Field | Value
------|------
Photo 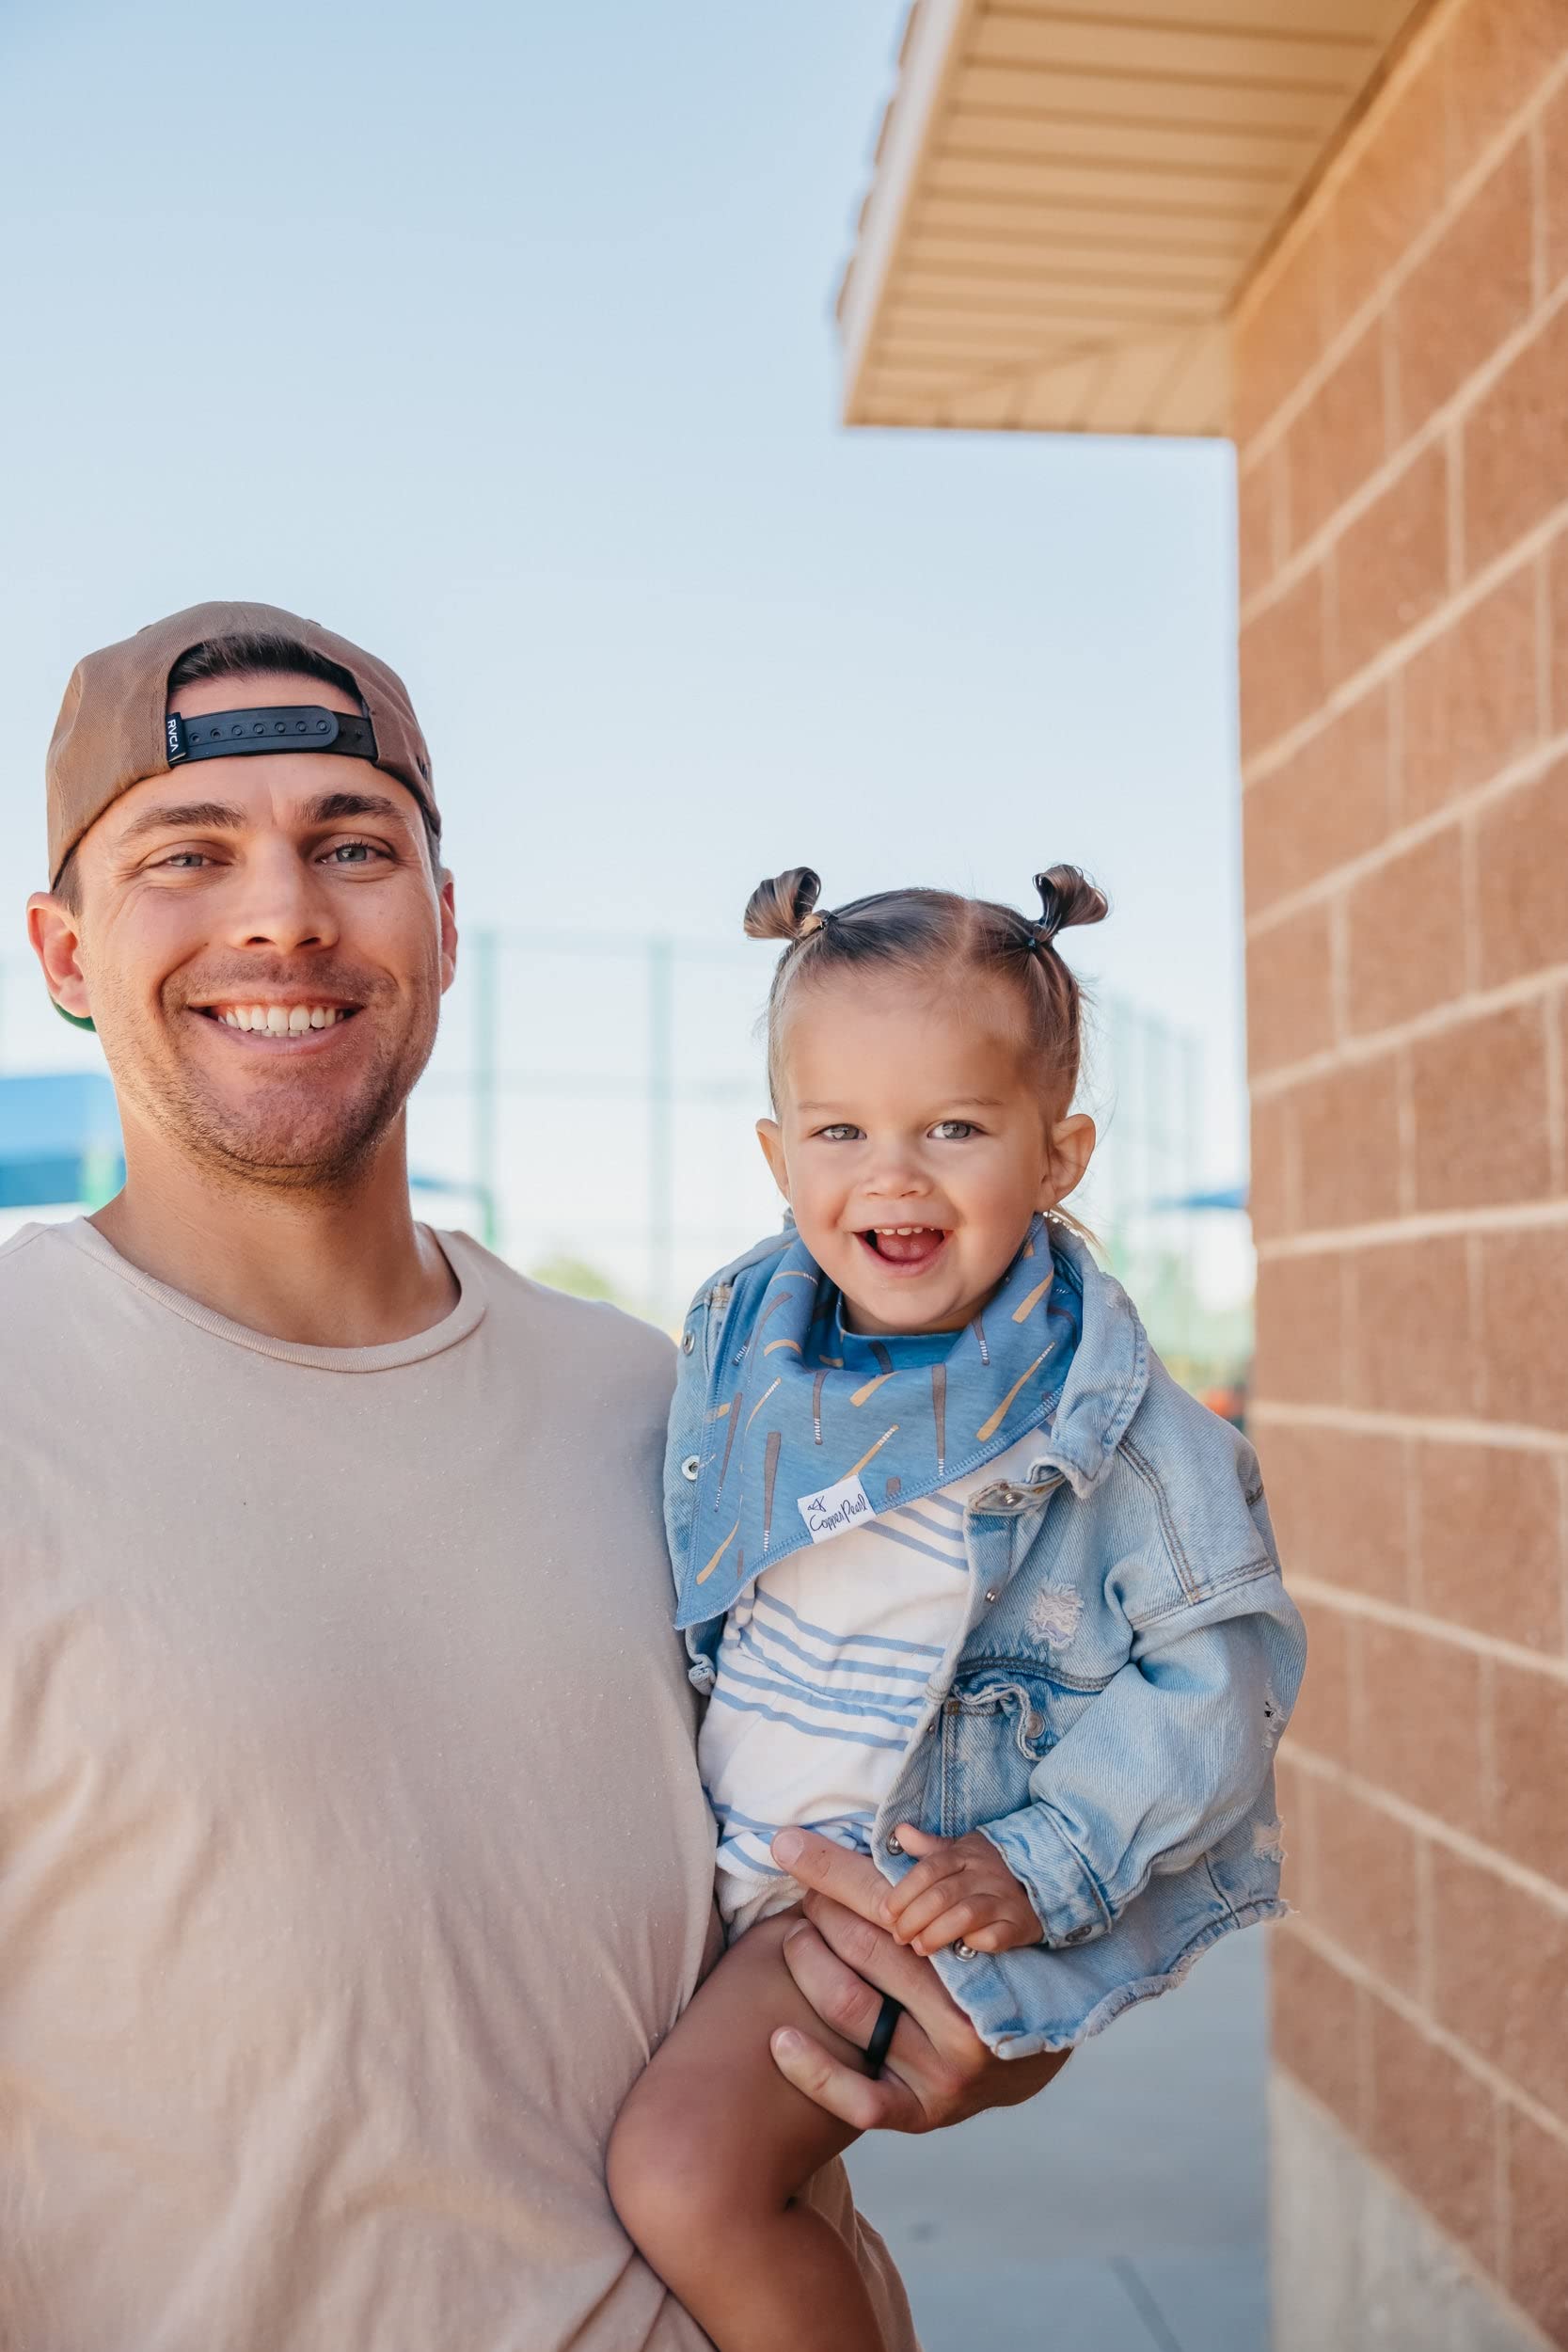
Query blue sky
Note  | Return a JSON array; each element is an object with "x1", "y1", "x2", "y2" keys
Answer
[{"x1": 0, "y1": 0, "x2": 1244, "y2": 1297}]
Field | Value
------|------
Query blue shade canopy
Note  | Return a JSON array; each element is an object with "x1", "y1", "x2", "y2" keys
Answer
[
  {"x1": 0, "y1": 1073, "x2": 125, "y2": 1209},
  {"x1": 1153, "y1": 1184, "x2": 1249, "y2": 1214}
]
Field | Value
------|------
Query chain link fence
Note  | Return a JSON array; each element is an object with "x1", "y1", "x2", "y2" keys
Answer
[{"x1": 0, "y1": 933, "x2": 1245, "y2": 1380}]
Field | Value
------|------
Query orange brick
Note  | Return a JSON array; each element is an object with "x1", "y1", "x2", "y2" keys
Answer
[
  {"x1": 1411, "y1": 1000, "x2": 1552, "y2": 1211},
  {"x1": 1447, "y1": 0, "x2": 1568, "y2": 186},
  {"x1": 1414, "y1": 1438, "x2": 1565, "y2": 1652},
  {"x1": 1269, "y1": 1925, "x2": 1368, "y2": 2138},
  {"x1": 1430, "y1": 1845, "x2": 1568, "y2": 2128},
  {"x1": 1504, "y1": 2105, "x2": 1568, "y2": 2346},
  {"x1": 1285, "y1": 318, "x2": 1392, "y2": 553},
  {"x1": 1400, "y1": 564, "x2": 1541, "y2": 824},
  {"x1": 1355, "y1": 1620, "x2": 1486, "y2": 1839},
  {"x1": 1367, "y1": 1995, "x2": 1501, "y2": 2272},
  {"x1": 1551, "y1": 529, "x2": 1568, "y2": 734},
  {"x1": 1253, "y1": 1422, "x2": 1412, "y2": 1605},
  {"x1": 1345, "y1": 825, "x2": 1466, "y2": 1036},
  {"x1": 1331, "y1": 443, "x2": 1452, "y2": 686},
  {"x1": 1248, "y1": 1093, "x2": 1291, "y2": 1244},
  {"x1": 1241, "y1": 566, "x2": 1331, "y2": 762},
  {"x1": 1236, "y1": 227, "x2": 1334, "y2": 449},
  {"x1": 1290, "y1": 1595, "x2": 1357, "y2": 1769},
  {"x1": 1395, "y1": 140, "x2": 1534, "y2": 437},
  {"x1": 1352, "y1": 1235, "x2": 1478, "y2": 1418},
  {"x1": 1313, "y1": 1778, "x2": 1422, "y2": 1994},
  {"x1": 1246, "y1": 900, "x2": 1336, "y2": 1077},
  {"x1": 1487, "y1": 1657, "x2": 1568, "y2": 1886},
  {"x1": 1479, "y1": 1227, "x2": 1568, "y2": 1432},
  {"x1": 1547, "y1": 75, "x2": 1568, "y2": 302},
  {"x1": 1465, "y1": 302, "x2": 1568, "y2": 580},
  {"x1": 1243, "y1": 688, "x2": 1394, "y2": 915},
  {"x1": 1476, "y1": 757, "x2": 1568, "y2": 990},
  {"x1": 1254, "y1": 1250, "x2": 1349, "y2": 1408},
  {"x1": 1275, "y1": 1750, "x2": 1315, "y2": 1913},
  {"x1": 1290, "y1": 1051, "x2": 1403, "y2": 1232},
  {"x1": 1239, "y1": 444, "x2": 1286, "y2": 609},
  {"x1": 1330, "y1": 52, "x2": 1450, "y2": 334}
]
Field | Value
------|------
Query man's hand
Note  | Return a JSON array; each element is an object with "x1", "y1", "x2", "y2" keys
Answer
[
  {"x1": 768, "y1": 1828, "x2": 1068, "y2": 2135},
  {"x1": 881, "y1": 1822, "x2": 1044, "y2": 1956}
]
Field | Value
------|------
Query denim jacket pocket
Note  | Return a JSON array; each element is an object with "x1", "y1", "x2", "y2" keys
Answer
[{"x1": 936, "y1": 1669, "x2": 1069, "y2": 1837}]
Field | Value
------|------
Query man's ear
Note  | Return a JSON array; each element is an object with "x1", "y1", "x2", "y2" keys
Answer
[
  {"x1": 27, "y1": 892, "x2": 92, "y2": 1022},
  {"x1": 756, "y1": 1117, "x2": 789, "y2": 1201},
  {"x1": 1043, "y1": 1112, "x2": 1095, "y2": 1209},
  {"x1": 437, "y1": 870, "x2": 458, "y2": 994}
]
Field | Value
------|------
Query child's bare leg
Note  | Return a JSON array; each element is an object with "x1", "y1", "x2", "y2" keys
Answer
[{"x1": 608, "y1": 1906, "x2": 887, "y2": 2352}]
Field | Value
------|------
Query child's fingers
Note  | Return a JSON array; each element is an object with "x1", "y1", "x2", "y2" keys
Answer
[
  {"x1": 960, "y1": 1914, "x2": 1044, "y2": 1954},
  {"x1": 890, "y1": 1822, "x2": 943, "y2": 1857},
  {"x1": 910, "y1": 1896, "x2": 999, "y2": 1956},
  {"x1": 888, "y1": 1877, "x2": 968, "y2": 1945},
  {"x1": 883, "y1": 1854, "x2": 960, "y2": 1923}
]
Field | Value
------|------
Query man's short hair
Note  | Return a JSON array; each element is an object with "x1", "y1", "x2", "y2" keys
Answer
[{"x1": 53, "y1": 630, "x2": 445, "y2": 912}]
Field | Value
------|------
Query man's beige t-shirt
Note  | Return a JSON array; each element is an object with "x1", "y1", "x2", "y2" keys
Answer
[{"x1": 0, "y1": 1219, "x2": 913, "y2": 2352}]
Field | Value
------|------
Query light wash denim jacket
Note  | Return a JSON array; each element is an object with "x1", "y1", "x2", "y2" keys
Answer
[{"x1": 666, "y1": 1220, "x2": 1307, "y2": 2058}]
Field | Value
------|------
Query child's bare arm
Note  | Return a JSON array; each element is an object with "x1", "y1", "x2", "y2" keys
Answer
[
  {"x1": 607, "y1": 1908, "x2": 890, "y2": 2352},
  {"x1": 879, "y1": 1822, "x2": 1045, "y2": 1956}
]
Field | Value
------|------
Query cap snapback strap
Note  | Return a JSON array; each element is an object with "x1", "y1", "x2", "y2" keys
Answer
[{"x1": 166, "y1": 706, "x2": 378, "y2": 766}]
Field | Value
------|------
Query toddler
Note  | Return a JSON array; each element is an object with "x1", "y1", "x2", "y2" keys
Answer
[{"x1": 608, "y1": 866, "x2": 1305, "y2": 2351}]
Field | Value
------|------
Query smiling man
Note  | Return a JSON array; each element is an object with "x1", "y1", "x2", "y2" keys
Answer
[{"x1": 8, "y1": 602, "x2": 1055, "y2": 2351}]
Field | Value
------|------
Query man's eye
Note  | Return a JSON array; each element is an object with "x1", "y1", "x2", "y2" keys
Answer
[
  {"x1": 931, "y1": 1120, "x2": 978, "y2": 1140},
  {"x1": 322, "y1": 839, "x2": 386, "y2": 866},
  {"x1": 155, "y1": 850, "x2": 211, "y2": 870},
  {"x1": 816, "y1": 1124, "x2": 863, "y2": 1142}
]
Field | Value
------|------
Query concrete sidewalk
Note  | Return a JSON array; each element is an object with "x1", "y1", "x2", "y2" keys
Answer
[{"x1": 847, "y1": 1927, "x2": 1273, "y2": 2352}]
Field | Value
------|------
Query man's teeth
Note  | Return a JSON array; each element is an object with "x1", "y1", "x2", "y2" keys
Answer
[{"x1": 217, "y1": 1006, "x2": 347, "y2": 1033}]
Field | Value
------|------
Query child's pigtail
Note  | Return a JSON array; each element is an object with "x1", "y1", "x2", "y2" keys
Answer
[{"x1": 744, "y1": 867, "x2": 824, "y2": 944}]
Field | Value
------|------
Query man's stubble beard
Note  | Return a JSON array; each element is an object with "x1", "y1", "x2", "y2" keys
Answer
[{"x1": 103, "y1": 973, "x2": 442, "y2": 1197}]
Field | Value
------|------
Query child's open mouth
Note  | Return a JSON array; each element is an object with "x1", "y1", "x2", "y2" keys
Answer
[{"x1": 857, "y1": 1226, "x2": 949, "y2": 1276}]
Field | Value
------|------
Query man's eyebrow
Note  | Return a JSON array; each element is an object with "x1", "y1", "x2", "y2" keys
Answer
[
  {"x1": 302, "y1": 790, "x2": 410, "y2": 828},
  {"x1": 117, "y1": 800, "x2": 246, "y2": 843}
]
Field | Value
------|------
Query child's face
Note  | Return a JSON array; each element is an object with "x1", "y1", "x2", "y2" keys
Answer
[{"x1": 757, "y1": 969, "x2": 1094, "y2": 1336}]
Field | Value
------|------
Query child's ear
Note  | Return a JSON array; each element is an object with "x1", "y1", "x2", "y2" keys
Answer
[
  {"x1": 756, "y1": 1118, "x2": 790, "y2": 1201},
  {"x1": 1043, "y1": 1113, "x2": 1095, "y2": 1208}
]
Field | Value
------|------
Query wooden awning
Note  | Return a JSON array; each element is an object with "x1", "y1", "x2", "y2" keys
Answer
[{"x1": 837, "y1": 0, "x2": 1420, "y2": 435}]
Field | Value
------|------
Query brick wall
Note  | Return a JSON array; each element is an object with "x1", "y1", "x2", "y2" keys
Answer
[{"x1": 1234, "y1": 1, "x2": 1568, "y2": 2341}]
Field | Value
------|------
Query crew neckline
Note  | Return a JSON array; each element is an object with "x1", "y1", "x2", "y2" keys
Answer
[{"x1": 51, "y1": 1216, "x2": 487, "y2": 1373}]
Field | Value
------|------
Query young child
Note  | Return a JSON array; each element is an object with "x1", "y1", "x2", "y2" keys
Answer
[{"x1": 608, "y1": 866, "x2": 1305, "y2": 2351}]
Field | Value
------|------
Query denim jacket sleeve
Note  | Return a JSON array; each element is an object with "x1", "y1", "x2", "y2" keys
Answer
[{"x1": 977, "y1": 1565, "x2": 1307, "y2": 1949}]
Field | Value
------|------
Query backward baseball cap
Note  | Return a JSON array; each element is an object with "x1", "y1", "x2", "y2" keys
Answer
[{"x1": 46, "y1": 598, "x2": 438, "y2": 887}]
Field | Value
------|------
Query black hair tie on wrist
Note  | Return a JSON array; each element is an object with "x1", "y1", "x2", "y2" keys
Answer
[{"x1": 864, "y1": 1993, "x2": 902, "y2": 2078}]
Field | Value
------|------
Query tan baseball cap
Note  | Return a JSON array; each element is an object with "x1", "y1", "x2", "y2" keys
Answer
[{"x1": 46, "y1": 598, "x2": 438, "y2": 886}]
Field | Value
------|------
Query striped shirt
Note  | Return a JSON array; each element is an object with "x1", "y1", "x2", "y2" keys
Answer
[{"x1": 699, "y1": 1428, "x2": 1041, "y2": 1935}]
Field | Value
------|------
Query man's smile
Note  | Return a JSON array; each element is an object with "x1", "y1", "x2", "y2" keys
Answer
[{"x1": 187, "y1": 995, "x2": 365, "y2": 1049}]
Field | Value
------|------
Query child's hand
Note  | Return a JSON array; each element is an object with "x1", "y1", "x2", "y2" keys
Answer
[{"x1": 881, "y1": 1823, "x2": 1044, "y2": 1957}]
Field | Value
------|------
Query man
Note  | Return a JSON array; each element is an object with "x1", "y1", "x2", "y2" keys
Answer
[{"x1": 11, "y1": 601, "x2": 1059, "y2": 2349}]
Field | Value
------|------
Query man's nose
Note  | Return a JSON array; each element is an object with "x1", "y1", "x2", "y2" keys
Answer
[{"x1": 223, "y1": 846, "x2": 339, "y2": 955}]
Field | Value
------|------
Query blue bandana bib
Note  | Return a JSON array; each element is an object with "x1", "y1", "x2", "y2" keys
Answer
[{"x1": 674, "y1": 1216, "x2": 1082, "y2": 1628}]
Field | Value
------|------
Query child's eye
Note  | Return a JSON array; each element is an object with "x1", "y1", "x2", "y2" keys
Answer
[
  {"x1": 816, "y1": 1123, "x2": 863, "y2": 1142},
  {"x1": 931, "y1": 1120, "x2": 979, "y2": 1141}
]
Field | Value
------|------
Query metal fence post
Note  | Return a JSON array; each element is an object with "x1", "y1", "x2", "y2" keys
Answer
[{"x1": 648, "y1": 937, "x2": 673, "y2": 1320}]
